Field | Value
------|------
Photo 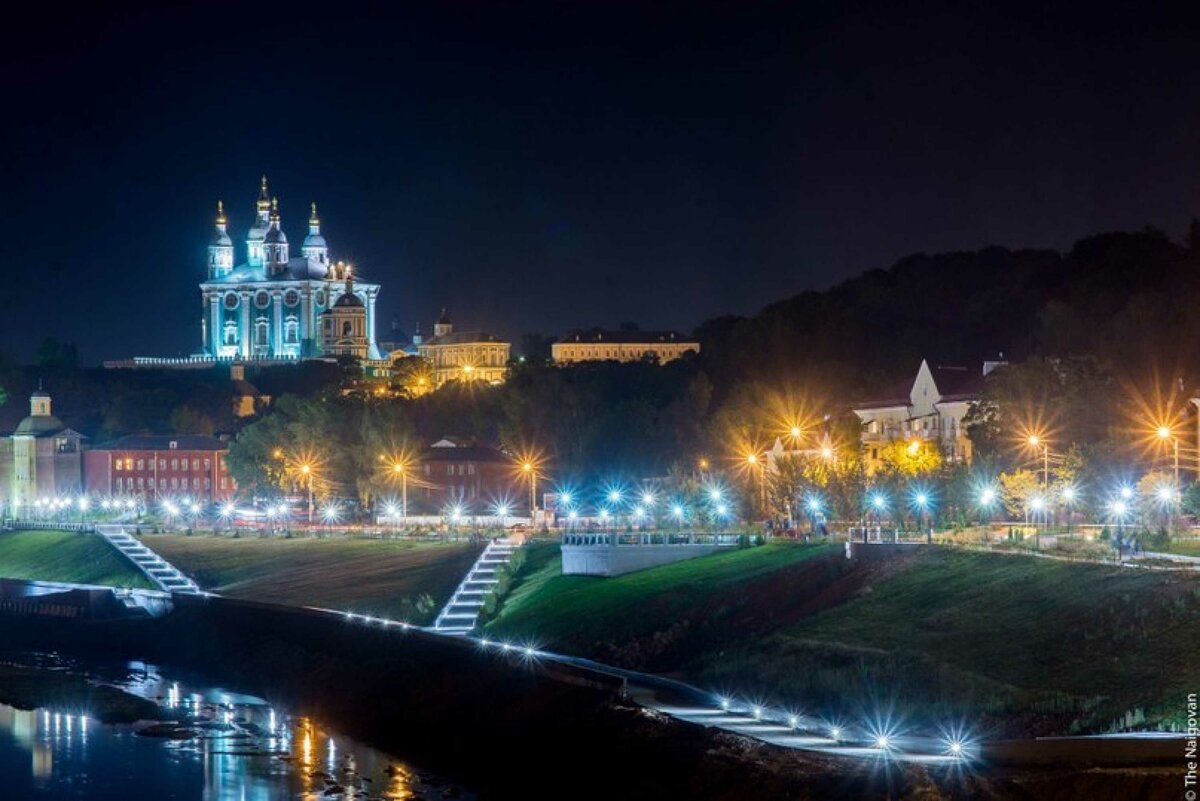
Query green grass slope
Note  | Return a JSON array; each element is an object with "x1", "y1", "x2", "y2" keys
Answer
[
  {"x1": 488, "y1": 544, "x2": 1200, "y2": 735},
  {"x1": 486, "y1": 543, "x2": 838, "y2": 658},
  {"x1": 0, "y1": 530, "x2": 155, "y2": 589},
  {"x1": 144, "y1": 534, "x2": 481, "y2": 624}
]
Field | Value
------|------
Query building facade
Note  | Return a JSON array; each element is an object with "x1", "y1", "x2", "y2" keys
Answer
[
  {"x1": 83, "y1": 435, "x2": 235, "y2": 503},
  {"x1": 415, "y1": 310, "x2": 510, "y2": 387},
  {"x1": 413, "y1": 438, "x2": 521, "y2": 513},
  {"x1": 853, "y1": 359, "x2": 993, "y2": 471},
  {"x1": 199, "y1": 177, "x2": 382, "y2": 361},
  {"x1": 552, "y1": 328, "x2": 699, "y2": 364},
  {"x1": 0, "y1": 389, "x2": 84, "y2": 508}
]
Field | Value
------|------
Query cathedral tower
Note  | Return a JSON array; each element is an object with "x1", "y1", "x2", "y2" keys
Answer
[
  {"x1": 301, "y1": 202, "x2": 329, "y2": 273},
  {"x1": 263, "y1": 197, "x2": 289, "y2": 275},
  {"x1": 207, "y1": 201, "x2": 234, "y2": 279},
  {"x1": 246, "y1": 175, "x2": 271, "y2": 267}
]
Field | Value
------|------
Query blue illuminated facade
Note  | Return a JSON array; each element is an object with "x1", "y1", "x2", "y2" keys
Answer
[{"x1": 199, "y1": 177, "x2": 381, "y2": 360}]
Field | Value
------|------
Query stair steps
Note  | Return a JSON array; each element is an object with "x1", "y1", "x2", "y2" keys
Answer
[{"x1": 432, "y1": 537, "x2": 522, "y2": 635}]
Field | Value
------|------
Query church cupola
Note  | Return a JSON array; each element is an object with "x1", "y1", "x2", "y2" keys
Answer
[
  {"x1": 246, "y1": 175, "x2": 271, "y2": 267},
  {"x1": 433, "y1": 308, "x2": 453, "y2": 338},
  {"x1": 301, "y1": 201, "x2": 329, "y2": 274},
  {"x1": 30, "y1": 386, "x2": 51, "y2": 417},
  {"x1": 208, "y1": 200, "x2": 234, "y2": 279},
  {"x1": 263, "y1": 197, "x2": 289, "y2": 274}
]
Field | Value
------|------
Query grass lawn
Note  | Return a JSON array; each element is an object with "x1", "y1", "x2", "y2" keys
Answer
[
  {"x1": 486, "y1": 542, "x2": 837, "y2": 652},
  {"x1": 1159, "y1": 539, "x2": 1200, "y2": 557},
  {"x1": 144, "y1": 534, "x2": 481, "y2": 624},
  {"x1": 488, "y1": 543, "x2": 1200, "y2": 735},
  {"x1": 0, "y1": 529, "x2": 155, "y2": 589}
]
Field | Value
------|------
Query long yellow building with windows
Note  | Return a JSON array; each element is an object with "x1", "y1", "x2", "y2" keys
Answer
[{"x1": 552, "y1": 328, "x2": 699, "y2": 364}]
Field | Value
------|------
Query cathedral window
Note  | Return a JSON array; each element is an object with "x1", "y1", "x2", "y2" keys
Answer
[
  {"x1": 255, "y1": 291, "x2": 270, "y2": 309},
  {"x1": 342, "y1": 321, "x2": 353, "y2": 337},
  {"x1": 224, "y1": 321, "x2": 238, "y2": 346},
  {"x1": 224, "y1": 293, "x2": 239, "y2": 310},
  {"x1": 284, "y1": 290, "x2": 299, "y2": 307},
  {"x1": 315, "y1": 289, "x2": 326, "y2": 306},
  {"x1": 255, "y1": 318, "x2": 269, "y2": 347},
  {"x1": 284, "y1": 316, "x2": 299, "y2": 344}
]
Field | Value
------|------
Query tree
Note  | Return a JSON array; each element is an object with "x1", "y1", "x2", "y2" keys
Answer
[
  {"x1": 876, "y1": 439, "x2": 942, "y2": 477},
  {"x1": 998, "y1": 469, "x2": 1041, "y2": 519}
]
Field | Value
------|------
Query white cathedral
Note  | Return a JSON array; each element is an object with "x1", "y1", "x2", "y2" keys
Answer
[{"x1": 199, "y1": 177, "x2": 382, "y2": 361}]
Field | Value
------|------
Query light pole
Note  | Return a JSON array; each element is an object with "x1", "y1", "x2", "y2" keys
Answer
[
  {"x1": 1027, "y1": 434, "x2": 1049, "y2": 492},
  {"x1": 298, "y1": 463, "x2": 314, "y2": 524},
  {"x1": 914, "y1": 492, "x2": 930, "y2": 544},
  {"x1": 391, "y1": 459, "x2": 409, "y2": 521},
  {"x1": 522, "y1": 461, "x2": 538, "y2": 523},
  {"x1": 1157, "y1": 426, "x2": 1181, "y2": 484},
  {"x1": 745, "y1": 452, "x2": 766, "y2": 522}
]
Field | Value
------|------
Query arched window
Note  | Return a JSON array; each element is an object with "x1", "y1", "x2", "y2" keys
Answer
[
  {"x1": 284, "y1": 315, "x2": 299, "y2": 345},
  {"x1": 223, "y1": 321, "x2": 238, "y2": 346},
  {"x1": 255, "y1": 318, "x2": 270, "y2": 348},
  {"x1": 342, "y1": 320, "x2": 353, "y2": 337}
]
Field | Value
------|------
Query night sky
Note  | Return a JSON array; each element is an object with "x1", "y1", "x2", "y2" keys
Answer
[{"x1": 5, "y1": 3, "x2": 1200, "y2": 363}]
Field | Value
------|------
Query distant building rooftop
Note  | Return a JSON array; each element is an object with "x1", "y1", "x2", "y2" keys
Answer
[
  {"x1": 91, "y1": 435, "x2": 229, "y2": 452},
  {"x1": 558, "y1": 328, "x2": 697, "y2": 345}
]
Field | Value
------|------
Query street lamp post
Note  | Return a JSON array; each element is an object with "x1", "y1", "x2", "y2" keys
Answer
[
  {"x1": 522, "y1": 461, "x2": 537, "y2": 523},
  {"x1": 298, "y1": 463, "x2": 314, "y2": 524},
  {"x1": 1157, "y1": 426, "x2": 1181, "y2": 485},
  {"x1": 1027, "y1": 435, "x2": 1049, "y2": 492},
  {"x1": 391, "y1": 460, "x2": 409, "y2": 521},
  {"x1": 746, "y1": 452, "x2": 766, "y2": 524}
]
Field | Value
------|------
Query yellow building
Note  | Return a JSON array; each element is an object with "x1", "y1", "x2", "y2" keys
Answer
[
  {"x1": 416, "y1": 310, "x2": 510, "y2": 387},
  {"x1": 552, "y1": 328, "x2": 699, "y2": 364}
]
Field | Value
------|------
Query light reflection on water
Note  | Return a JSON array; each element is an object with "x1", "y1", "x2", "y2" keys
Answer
[{"x1": 0, "y1": 660, "x2": 471, "y2": 800}]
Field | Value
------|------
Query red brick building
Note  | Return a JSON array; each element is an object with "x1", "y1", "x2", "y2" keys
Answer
[
  {"x1": 83, "y1": 435, "x2": 236, "y2": 503},
  {"x1": 413, "y1": 439, "x2": 523, "y2": 513}
]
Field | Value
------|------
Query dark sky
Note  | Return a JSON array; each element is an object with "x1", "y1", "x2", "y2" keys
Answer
[{"x1": 4, "y1": 2, "x2": 1200, "y2": 363}]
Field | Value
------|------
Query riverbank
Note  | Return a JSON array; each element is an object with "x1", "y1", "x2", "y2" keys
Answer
[
  {"x1": 0, "y1": 529, "x2": 153, "y2": 589},
  {"x1": 486, "y1": 543, "x2": 1200, "y2": 738}
]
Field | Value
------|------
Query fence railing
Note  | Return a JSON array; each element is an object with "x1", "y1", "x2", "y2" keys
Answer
[{"x1": 562, "y1": 532, "x2": 741, "y2": 547}]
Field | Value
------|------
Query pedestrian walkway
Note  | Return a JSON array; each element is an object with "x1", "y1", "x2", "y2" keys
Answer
[
  {"x1": 432, "y1": 537, "x2": 520, "y2": 635},
  {"x1": 96, "y1": 524, "x2": 201, "y2": 594}
]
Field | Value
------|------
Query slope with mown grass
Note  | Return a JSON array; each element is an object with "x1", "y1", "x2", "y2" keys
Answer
[
  {"x1": 487, "y1": 544, "x2": 1200, "y2": 736},
  {"x1": 143, "y1": 534, "x2": 481, "y2": 624},
  {"x1": 0, "y1": 529, "x2": 155, "y2": 589}
]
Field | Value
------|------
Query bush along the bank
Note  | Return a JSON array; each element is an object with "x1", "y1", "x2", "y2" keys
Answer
[{"x1": 479, "y1": 547, "x2": 527, "y2": 623}]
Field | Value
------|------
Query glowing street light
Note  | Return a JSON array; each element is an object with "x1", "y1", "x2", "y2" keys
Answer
[
  {"x1": 1156, "y1": 424, "x2": 1181, "y2": 483},
  {"x1": 389, "y1": 458, "x2": 410, "y2": 520}
]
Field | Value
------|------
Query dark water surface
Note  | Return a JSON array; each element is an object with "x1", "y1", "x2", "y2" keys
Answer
[{"x1": 0, "y1": 655, "x2": 474, "y2": 800}]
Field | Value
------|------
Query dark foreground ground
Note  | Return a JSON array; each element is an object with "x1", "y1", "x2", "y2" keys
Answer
[{"x1": 0, "y1": 595, "x2": 1179, "y2": 800}]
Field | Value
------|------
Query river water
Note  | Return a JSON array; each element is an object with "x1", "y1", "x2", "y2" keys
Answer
[{"x1": 0, "y1": 655, "x2": 474, "y2": 800}]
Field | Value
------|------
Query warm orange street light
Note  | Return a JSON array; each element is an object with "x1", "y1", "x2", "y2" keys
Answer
[
  {"x1": 514, "y1": 453, "x2": 544, "y2": 522},
  {"x1": 293, "y1": 460, "x2": 316, "y2": 523},
  {"x1": 1024, "y1": 433, "x2": 1049, "y2": 491},
  {"x1": 390, "y1": 458, "x2": 410, "y2": 518},
  {"x1": 1155, "y1": 424, "x2": 1181, "y2": 483}
]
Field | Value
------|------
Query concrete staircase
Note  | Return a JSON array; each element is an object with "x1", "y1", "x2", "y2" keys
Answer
[
  {"x1": 97, "y1": 525, "x2": 201, "y2": 595},
  {"x1": 432, "y1": 538, "x2": 519, "y2": 635}
]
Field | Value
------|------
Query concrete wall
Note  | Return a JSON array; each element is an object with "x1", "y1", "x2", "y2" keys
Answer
[{"x1": 562, "y1": 543, "x2": 732, "y2": 576}]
